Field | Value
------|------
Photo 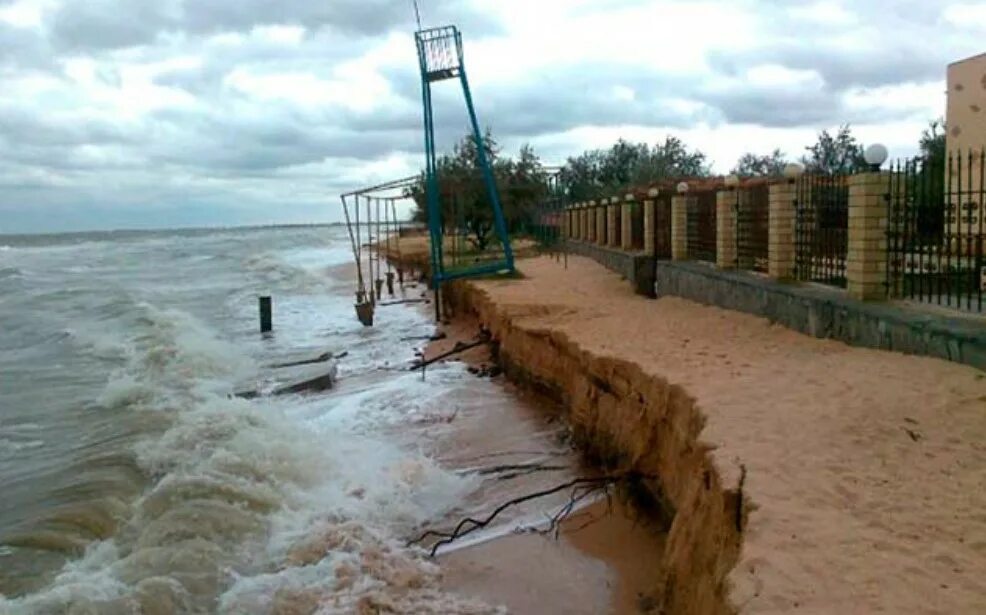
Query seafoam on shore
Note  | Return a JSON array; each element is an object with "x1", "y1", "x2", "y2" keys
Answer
[{"x1": 0, "y1": 227, "x2": 510, "y2": 614}]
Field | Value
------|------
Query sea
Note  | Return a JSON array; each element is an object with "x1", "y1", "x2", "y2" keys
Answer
[{"x1": 0, "y1": 225, "x2": 522, "y2": 614}]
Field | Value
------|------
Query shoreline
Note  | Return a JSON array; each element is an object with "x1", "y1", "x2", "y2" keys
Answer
[
  {"x1": 419, "y1": 312, "x2": 668, "y2": 614},
  {"x1": 387, "y1": 236, "x2": 986, "y2": 614}
]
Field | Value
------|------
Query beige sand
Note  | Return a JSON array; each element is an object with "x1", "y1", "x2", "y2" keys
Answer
[{"x1": 453, "y1": 254, "x2": 986, "y2": 614}]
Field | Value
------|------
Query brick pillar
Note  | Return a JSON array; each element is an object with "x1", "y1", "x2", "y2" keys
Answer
[
  {"x1": 586, "y1": 201, "x2": 596, "y2": 242},
  {"x1": 847, "y1": 172, "x2": 889, "y2": 301},
  {"x1": 768, "y1": 181, "x2": 796, "y2": 280},
  {"x1": 717, "y1": 189, "x2": 738, "y2": 269},
  {"x1": 621, "y1": 195, "x2": 634, "y2": 250},
  {"x1": 596, "y1": 203, "x2": 606, "y2": 246},
  {"x1": 607, "y1": 200, "x2": 619, "y2": 247},
  {"x1": 644, "y1": 192, "x2": 657, "y2": 255},
  {"x1": 671, "y1": 194, "x2": 690, "y2": 260}
]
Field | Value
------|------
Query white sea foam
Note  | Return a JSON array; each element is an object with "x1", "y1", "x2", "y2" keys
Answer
[
  {"x1": 1, "y1": 295, "x2": 497, "y2": 614},
  {"x1": 0, "y1": 228, "x2": 499, "y2": 614}
]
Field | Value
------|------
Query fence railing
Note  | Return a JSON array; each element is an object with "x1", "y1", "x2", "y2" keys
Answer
[
  {"x1": 631, "y1": 201, "x2": 645, "y2": 250},
  {"x1": 687, "y1": 189, "x2": 717, "y2": 263},
  {"x1": 531, "y1": 197, "x2": 566, "y2": 251},
  {"x1": 654, "y1": 194, "x2": 673, "y2": 258},
  {"x1": 795, "y1": 173, "x2": 849, "y2": 287},
  {"x1": 737, "y1": 184, "x2": 770, "y2": 272},
  {"x1": 556, "y1": 153, "x2": 984, "y2": 316},
  {"x1": 887, "y1": 150, "x2": 984, "y2": 312}
]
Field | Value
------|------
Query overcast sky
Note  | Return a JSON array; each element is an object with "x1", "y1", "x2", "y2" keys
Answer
[{"x1": 1, "y1": 0, "x2": 984, "y2": 233}]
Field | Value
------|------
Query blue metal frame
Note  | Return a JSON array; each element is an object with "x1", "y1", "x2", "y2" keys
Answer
[{"x1": 415, "y1": 25, "x2": 514, "y2": 289}]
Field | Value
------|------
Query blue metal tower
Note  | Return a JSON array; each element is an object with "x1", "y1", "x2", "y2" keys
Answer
[{"x1": 414, "y1": 25, "x2": 514, "y2": 314}]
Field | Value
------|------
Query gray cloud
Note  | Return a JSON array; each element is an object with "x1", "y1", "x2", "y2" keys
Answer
[
  {"x1": 0, "y1": 0, "x2": 980, "y2": 232},
  {"x1": 48, "y1": 0, "x2": 503, "y2": 52},
  {"x1": 0, "y1": 21, "x2": 52, "y2": 69}
]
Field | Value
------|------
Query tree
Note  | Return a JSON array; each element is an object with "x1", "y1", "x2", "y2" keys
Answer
[
  {"x1": 558, "y1": 136, "x2": 710, "y2": 201},
  {"x1": 919, "y1": 118, "x2": 946, "y2": 165},
  {"x1": 408, "y1": 131, "x2": 549, "y2": 252},
  {"x1": 633, "y1": 136, "x2": 710, "y2": 184},
  {"x1": 801, "y1": 124, "x2": 867, "y2": 175},
  {"x1": 732, "y1": 149, "x2": 787, "y2": 177}
]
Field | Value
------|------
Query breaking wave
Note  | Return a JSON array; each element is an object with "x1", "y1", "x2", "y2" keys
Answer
[{"x1": 1, "y1": 300, "x2": 493, "y2": 614}]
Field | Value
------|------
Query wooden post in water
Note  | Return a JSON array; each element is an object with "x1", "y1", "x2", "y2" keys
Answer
[{"x1": 259, "y1": 296, "x2": 272, "y2": 333}]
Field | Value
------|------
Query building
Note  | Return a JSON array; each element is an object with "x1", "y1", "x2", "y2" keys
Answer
[{"x1": 945, "y1": 53, "x2": 985, "y2": 247}]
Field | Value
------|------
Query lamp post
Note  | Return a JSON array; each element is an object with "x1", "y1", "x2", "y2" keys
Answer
[
  {"x1": 864, "y1": 144, "x2": 889, "y2": 172},
  {"x1": 783, "y1": 163, "x2": 804, "y2": 182}
]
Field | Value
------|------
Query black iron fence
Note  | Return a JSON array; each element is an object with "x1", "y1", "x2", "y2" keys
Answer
[
  {"x1": 687, "y1": 189, "x2": 717, "y2": 262},
  {"x1": 887, "y1": 150, "x2": 984, "y2": 312},
  {"x1": 654, "y1": 194, "x2": 673, "y2": 258},
  {"x1": 795, "y1": 173, "x2": 849, "y2": 287},
  {"x1": 737, "y1": 184, "x2": 770, "y2": 272},
  {"x1": 631, "y1": 201, "x2": 645, "y2": 250}
]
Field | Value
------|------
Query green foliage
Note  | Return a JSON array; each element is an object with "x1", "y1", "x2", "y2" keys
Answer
[
  {"x1": 407, "y1": 130, "x2": 549, "y2": 252},
  {"x1": 558, "y1": 136, "x2": 710, "y2": 201},
  {"x1": 731, "y1": 149, "x2": 787, "y2": 178},
  {"x1": 801, "y1": 124, "x2": 868, "y2": 175},
  {"x1": 919, "y1": 118, "x2": 946, "y2": 165}
]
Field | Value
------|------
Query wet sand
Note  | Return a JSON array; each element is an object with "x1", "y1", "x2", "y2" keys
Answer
[{"x1": 412, "y1": 314, "x2": 667, "y2": 614}]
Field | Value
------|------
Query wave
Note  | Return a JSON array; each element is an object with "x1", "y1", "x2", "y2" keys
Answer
[
  {"x1": 243, "y1": 252, "x2": 331, "y2": 293},
  {"x1": 1, "y1": 396, "x2": 487, "y2": 613},
  {"x1": 0, "y1": 301, "x2": 496, "y2": 613}
]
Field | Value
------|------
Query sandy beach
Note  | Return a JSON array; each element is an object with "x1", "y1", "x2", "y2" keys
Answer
[{"x1": 393, "y1": 236, "x2": 986, "y2": 614}]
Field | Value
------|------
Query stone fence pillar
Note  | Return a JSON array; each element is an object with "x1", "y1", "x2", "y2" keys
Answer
[
  {"x1": 768, "y1": 181, "x2": 797, "y2": 280},
  {"x1": 671, "y1": 193, "x2": 691, "y2": 261},
  {"x1": 847, "y1": 172, "x2": 889, "y2": 300},
  {"x1": 717, "y1": 189, "x2": 738, "y2": 269},
  {"x1": 607, "y1": 198, "x2": 619, "y2": 247},
  {"x1": 621, "y1": 194, "x2": 634, "y2": 251}
]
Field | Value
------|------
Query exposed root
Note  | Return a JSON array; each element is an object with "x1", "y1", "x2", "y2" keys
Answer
[{"x1": 408, "y1": 472, "x2": 653, "y2": 557}]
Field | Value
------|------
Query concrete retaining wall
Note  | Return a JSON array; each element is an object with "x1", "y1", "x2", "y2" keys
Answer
[
  {"x1": 655, "y1": 260, "x2": 986, "y2": 371},
  {"x1": 566, "y1": 240, "x2": 656, "y2": 297}
]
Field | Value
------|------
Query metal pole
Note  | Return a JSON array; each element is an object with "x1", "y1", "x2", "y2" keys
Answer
[
  {"x1": 259, "y1": 296, "x2": 272, "y2": 333},
  {"x1": 457, "y1": 42, "x2": 513, "y2": 271},
  {"x1": 366, "y1": 195, "x2": 375, "y2": 304}
]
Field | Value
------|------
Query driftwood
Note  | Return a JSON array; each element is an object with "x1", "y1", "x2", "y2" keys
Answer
[
  {"x1": 267, "y1": 351, "x2": 346, "y2": 369},
  {"x1": 271, "y1": 371, "x2": 336, "y2": 396},
  {"x1": 468, "y1": 461, "x2": 569, "y2": 481},
  {"x1": 401, "y1": 331, "x2": 447, "y2": 342},
  {"x1": 235, "y1": 366, "x2": 338, "y2": 399},
  {"x1": 409, "y1": 339, "x2": 488, "y2": 371}
]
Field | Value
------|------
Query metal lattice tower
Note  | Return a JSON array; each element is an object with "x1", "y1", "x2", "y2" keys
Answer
[{"x1": 415, "y1": 25, "x2": 514, "y2": 317}]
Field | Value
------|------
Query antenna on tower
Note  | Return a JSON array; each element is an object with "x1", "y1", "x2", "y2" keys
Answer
[{"x1": 411, "y1": 0, "x2": 422, "y2": 30}]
